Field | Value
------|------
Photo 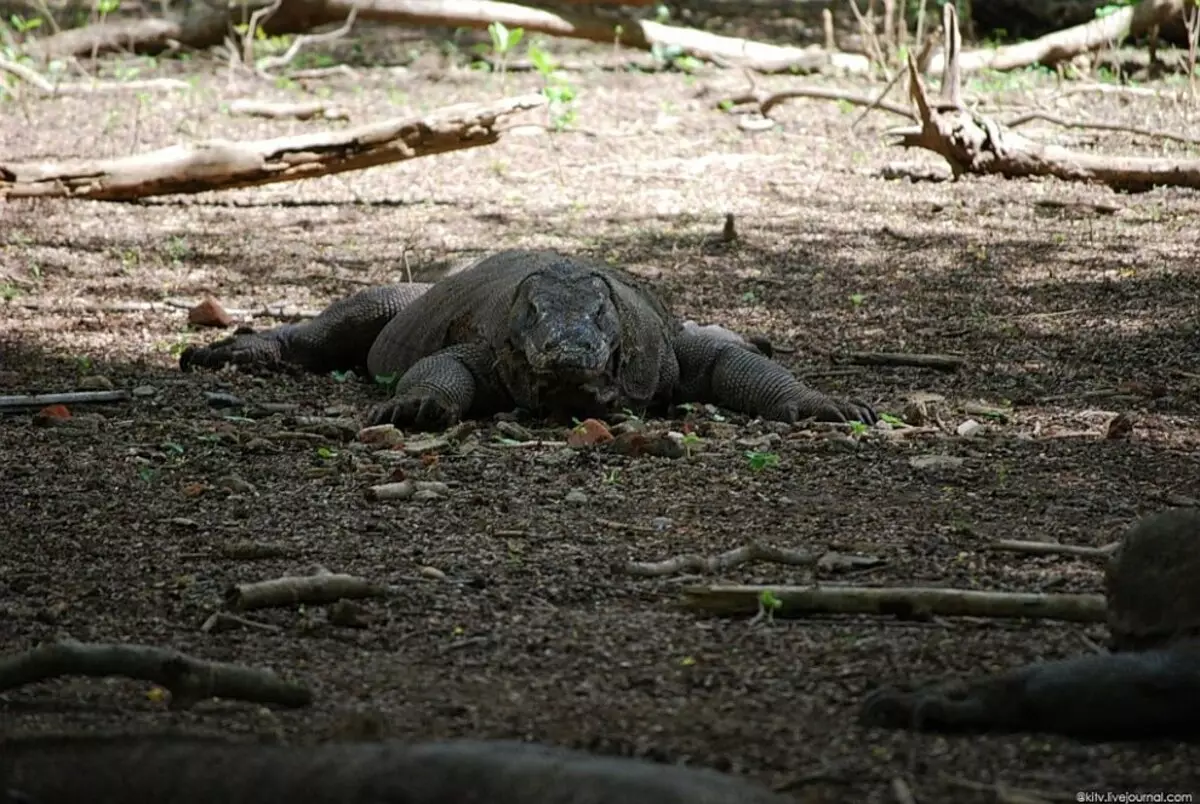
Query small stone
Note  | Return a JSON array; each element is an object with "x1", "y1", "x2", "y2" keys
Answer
[
  {"x1": 956, "y1": 419, "x2": 984, "y2": 438},
  {"x1": 219, "y1": 474, "x2": 257, "y2": 494},
  {"x1": 205, "y1": 391, "x2": 243, "y2": 409},
  {"x1": 699, "y1": 421, "x2": 739, "y2": 440},
  {"x1": 420, "y1": 566, "x2": 447, "y2": 581},
  {"x1": 328, "y1": 600, "x2": 370, "y2": 629},
  {"x1": 404, "y1": 437, "x2": 450, "y2": 455},
  {"x1": 564, "y1": 489, "x2": 588, "y2": 505},
  {"x1": 359, "y1": 424, "x2": 405, "y2": 446},
  {"x1": 909, "y1": 454, "x2": 965, "y2": 470},
  {"x1": 33, "y1": 404, "x2": 71, "y2": 426},
  {"x1": 567, "y1": 418, "x2": 613, "y2": 448},
  {"x1": 188, "y1": 297, "x2": 234, "y2": 328},
  {"x1": 650, "y1": 517, "x2": 673, "y2": 532},
  {"x1": 610, "y1": 420, "x2": 645, "y2": 436},
  {"x1": 77, "y1": 374, "x2": 113, "y2": 391},
  {"x1": 132, "y1": 385, "x2": 158, "y2": 398},
  {"x1": 496, "y1": 420, "x2": 534, "y2": 442},
  {"x1": 412, "y1": 488, "x2": 443, "y2": 502}
]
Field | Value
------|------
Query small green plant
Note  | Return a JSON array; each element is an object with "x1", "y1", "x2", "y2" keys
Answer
[
  {"x1": 848, "y1": 421, "x2": 869, "y2": 437},
  {"x1": 745, "y1": 450, "x2": 779, "y2": 471},
  {"x1": 486, "y1": 21, "x2": 523, "y2": 86},
  {"x1": 0, "y1": 283, "x2": 21, "y2": 301},
  {"x1": 316, "y1": 446, "x2": 337, "y2": 460},
  {"x1": 528, "y1": 43, "x2": 577, "y2": 131},
  {"x1": 371, "y1": 372, "x2": 395, "y2": 387},
  {"x1": 849, "y1": 292, "x2": 865, "y2": 308},
  {"x1": 8, "y1": 13, "x2": 42, "y2": 34},
  {"x1": 879, "y1": 412, "x2": 904, "y2": 427},
  {"x1": 164, "y1": 235, "x2": 189, "y2": 264},
  {"x1": 757, "y1": 589, "x2": 783, "y2": 624},
  {"x1": 94, "y1": 0, "x2": 119, "y2": 23},
  {"x1": 680, "y1": 430, "x2": 702, "y2": 458},
  {"x1": 74, "y1": 355, "x2": 94, "y2": 373},
  {"x1": 603, "y1": 468, "x2": 621, "y2": 484}
]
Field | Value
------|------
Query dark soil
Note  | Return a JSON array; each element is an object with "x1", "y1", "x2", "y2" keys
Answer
[{"x1": 3, "y1": 30, "x2": 1200, "y2": 803}]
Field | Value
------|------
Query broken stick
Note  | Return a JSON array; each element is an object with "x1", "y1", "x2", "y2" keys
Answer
[
  {"x1": 625, "y1": 543, "x2": 815, "y2": 578},
  {"x1": 988, "y1": 539, "x2": 1119, "y2": 561},
  {"x1": 680, "y1": 584, "x2": 1106, "y2": 623},
  {"x1": 227, "y1": 98, "x2": 349, "y2": 121},
  {"x1": 837, "y1": 352, "x2": 965, "y2": 372},
  {"x1": 226, "y1": 572, "x2": 387, "y2": 610},
  {"x1": 0, "y1": 93, "x2": 546, "y2": 201},
  {"x1": 0, "y1": 390, "x2": 130, "y2": 409},
  {"x1": 0, "y1": 640, "x2": 311, "y2": 709}
]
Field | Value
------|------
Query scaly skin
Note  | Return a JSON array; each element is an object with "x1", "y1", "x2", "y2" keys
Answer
[
  {"x1": 859, "y1": 639, "x2": 1200, "y2": 739},
  {"x1": 1, "y1": 735, "x2": 791, "y2": 804},
  {"x1": 181, "y1": 250, "x2": 876, "y2": 429}
]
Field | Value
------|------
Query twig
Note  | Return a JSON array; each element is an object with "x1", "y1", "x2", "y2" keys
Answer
[
  {"x1": 596, "y1": 518, "x2": 657, "y2": 534},
  {"x1": 988, "y1": 539, "x2": 1119, "y2": 560},
  {"x1": 680, "y1": 584, "x2": 1106, "y2": 623},
  {"x1": 0, "y1": 640, "x2": 311, "y2": 709},
  {"x1": 226, "y1": 573, "x2": 387, "y2": 611},
  {"x1": 1003, "y1": 110, "x2": 1200, "y2": 147},
  {"x1": 0, "y1": 390, "x2": 130, "y2": 409},
  {"x1": 0, "y1": 56, "x2": 188, "y2": 95},
  {"x1": 287, "y1": 65, "x2": 360, "y2": 80},
  {"x1": 256, "y1": 8, "x2": 358, "y2": 76},
  {"x1": 228, "y1": 99, "x2": 349, "y2": 121},
  {"x1": 837, "y1": 352, "x2": 965, "y2": 372},
  {"x1": 200, "y1": 611, "x2": 283, "y2": 634},
  {"x1": 721, "y1": 87, "x2": 914, "y2": 121},
  {"x1": 243, "y1": 0, "x2": 283, "y2": 68},
  {"x1": 625, "y1": 542, "x2": 816, "y2": 578}
]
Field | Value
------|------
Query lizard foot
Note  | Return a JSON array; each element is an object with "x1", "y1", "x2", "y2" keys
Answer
[
  {"x1": 859, "y1": 680, "x2": 974, "y2": 732},
  {"x1": 367, "y1": 388, "x2": 462, "y2": 431},
  {"x1": 179, "y1": 327, "x2": 284, "y2": 373}
]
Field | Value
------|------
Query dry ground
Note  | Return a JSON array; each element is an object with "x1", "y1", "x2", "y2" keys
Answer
[{"x1": 3, "y1": 31, "x2": 1200, "y2": 803}]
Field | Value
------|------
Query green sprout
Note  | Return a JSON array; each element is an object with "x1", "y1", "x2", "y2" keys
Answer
[{"x1": 745, "y1": 450, "x2": 779, "y2": 471}]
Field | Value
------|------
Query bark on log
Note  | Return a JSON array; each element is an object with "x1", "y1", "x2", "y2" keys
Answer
[
  {"x1": 29, "y1": 0, "x2": 871, "y2": 75},
  {"x1": 0, "y1": 93, "x2": 545, "y2": 201}
]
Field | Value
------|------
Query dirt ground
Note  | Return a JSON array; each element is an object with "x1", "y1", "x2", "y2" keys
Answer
[{"x1": 4, "y1": 27, "x2": 1200, "y2": 803}]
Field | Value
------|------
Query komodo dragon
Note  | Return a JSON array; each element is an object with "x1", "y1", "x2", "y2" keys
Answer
[
  {"x1": 859, "y1": 508, "x2": 1200, "y2": 740},
  {"x1": 180, "y1": 249, "x2": 876, "y2": 429},
  {"x1": 0, "y1": 734, "x2": 791, "y2": 804}
]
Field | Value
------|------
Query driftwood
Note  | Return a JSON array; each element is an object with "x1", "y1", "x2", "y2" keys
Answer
[
  {"x1": 838, "y1": 352, "x2": 965, "y2": 372},
  {"x1": 625, "y1": 543, "x2": 816, "y2": 578},
  {"x1": 225, "y1": 572, "x2": 388, "y2": 610},
  {"x1": 928, "y1": 0, "x2": 1187, "y2": 74},
  {"x1": 0, "y1": 640, "x2": 311, "y2": 709},
  {"x1": 28, "y1": 0, "x2": 870, "y2": 75},
  {"x1": 888, "y1": 4, "x2": 1200, "y2": 192},
  {"x1": 0, "y1": 93, "x2": 546, "y2": 201},
  {"x1": 681, "y1": 584, "x2": 1107, "y2": 623},
  {"x1": 0, "y1": 390, "x2": 130, "y2": 408}
]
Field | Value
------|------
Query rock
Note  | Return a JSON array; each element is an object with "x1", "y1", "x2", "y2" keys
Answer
[
  {"x1": 496, "y1": 420, "x2": 534, "y2": 442},
  {"x1": 205, "y1": 391, "x2": 243, "y2": 409},
  {"x1": 608, "y1": 432, "x2": 686, "y2": 459},
  {"x1": 909, "y1": 454, "x2": 965, "y2": 470},
  {"x1": 365, "y1": 479, "x2": 449, "y2": 502},
  {"x1": 1106, "y1": 412, "x2": 1134, "y2": 440},
  {"x1": 131, "y1": 384, "x2": 158, "y2": 398},
  {"x1": 188, "y1": 297, "x2": 234, "y2": 328},
  {"x1": 219, "y1": 474, "x2": 257, "y2": 494},
  {"x1": 699, "y1": 421, "x2": 739, "y2": 440},
  {"x1": 412, "y1": 489, "x2": 444, "y2": 502},
  {"x1": 359, "y1": 424, "x2": 405, "y2": 446},
  {"x1": 956, "y1": 419, "x2": 984, "y2": 438},
  {"x1": 564, "y1": 489, "x2": 588, "y2": 505},
  {"x1": 404, "y1": 437, "x2": 450, "y2": 456},
  {"x1": 567, "y1": 418, "x2": 613, "y2": 448},
  {"x1": 650, "y1": 517, "x2": 673, "y2": 532},
  {"x1": 77, "y1": 374, "x2": 114, "y2": 391},
  {"x1": 33, "y1": 404, "x2": 71, "y2": 426},
  {"x1": 420, "y1": 566, "x2": 447, "y2": 581}
]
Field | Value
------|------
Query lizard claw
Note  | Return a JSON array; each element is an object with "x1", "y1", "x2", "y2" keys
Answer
[
  {"x1": 368, "y1": 388, "x2": 462, "y2": 431},
  {"x1": 179, "y1": 328, "x2": 283, "y2": 373}
]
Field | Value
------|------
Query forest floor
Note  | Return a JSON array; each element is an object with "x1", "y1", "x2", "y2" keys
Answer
[{"x1": 3, "y1": 26, "x2": 1200, "y2": 802}]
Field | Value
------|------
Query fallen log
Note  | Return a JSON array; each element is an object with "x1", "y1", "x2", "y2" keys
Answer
[
  {"x1": 887, "y1": 4, "x2": 1200, "y2": 192},
  {"x1": 0, "y1": 640, "x2": 311, "y2": 709},
  {"x1": 680, "y1": 584, "x2": 1107, "y2": 623},
  {"x1": 29, "y1": 0, "x2": 871, "y2": 75},
  {"x1": 0, "y1": 93, "x2": 545, "y2": 201}
]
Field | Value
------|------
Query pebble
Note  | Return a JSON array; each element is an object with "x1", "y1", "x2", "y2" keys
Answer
[
  {"x1": 404, "y1": 437, "x2": 451, "y2": 456},
  {"x1": 650, "y1": 517, "x2": 673, "y2": 532},
  {"x1": 956, "y1": 419, "x2": 984, "y2": 438},
  {"x1": 205, "y1": 391, "x2": 243, "y2": 409},
  {"x1": 77, "y1": 374, "x2": 113, "y2": 391},
  {"x1": 131, "y1": 385, "x2": 158, "y2": 397},
  {"x1": 359, "y1": 424, "x2": 405, "y2": 446},
  {"x1": 564, "y1": 489, "x2": 588, "y2": 505}
]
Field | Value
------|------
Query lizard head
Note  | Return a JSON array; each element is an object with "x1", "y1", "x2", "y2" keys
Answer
[{"x1": 509, "y1": 269, "x2": 621, "y2": 386}]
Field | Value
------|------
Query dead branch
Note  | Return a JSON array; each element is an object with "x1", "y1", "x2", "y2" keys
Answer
[
  {"x1": 0, "y1": 640, "x2": 311, "y2": 709},
  {"x1": 0, "y1": 55, "x2": 189, "y2": 96},
  {"x1": 0, "y1": 390, "x2": 130, "y2": 408},
  {"x1": 255, "y1": 7, "x2": 357, "y2": 75},
  {"x1": 364, "y1": 480, "x2": 450, "y2": 501},
  {"x1": 838, "y1": 352, "x2": 965, "y2": 372},
  {"x1": 6, "y1": 297, "x2": 325, "y2": 320},
  {"x1": 0, "y1": 93, "x2": 546, "y2": 201},
  {"x1": 200, "y1": 611, "x2": 284, "y2": 633},
  {"x1": 625, "y1": 542, "x2": 816, "y2": 578},
  {"x1": 720, "y1": 86, "x2": 915, "y2": 121},
  {"x1": 888, "y1": 4, "x2": 1200, "y2": 192},
  {"x1": 988, "y1": 539, "x2": 1120, "y2": 561},
  {"x1": 228, "y1": 98, "x2": 349, "y2": 121},
  {"x1": 927, "y1": 0, "x2": 1186, "y2": 74},
  {"x1": 30, "y1": 0, "x2": 870, "y2": 75},
  {"x1": 226, "y1": 573, "x2": 387, "y2": 610},
  {"x1": 1003, "y1": 110, "x2": 1200, "y2": 148},
  {"x1": 680, "y1": 584, "x2": 1107, "y2": 623}
]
